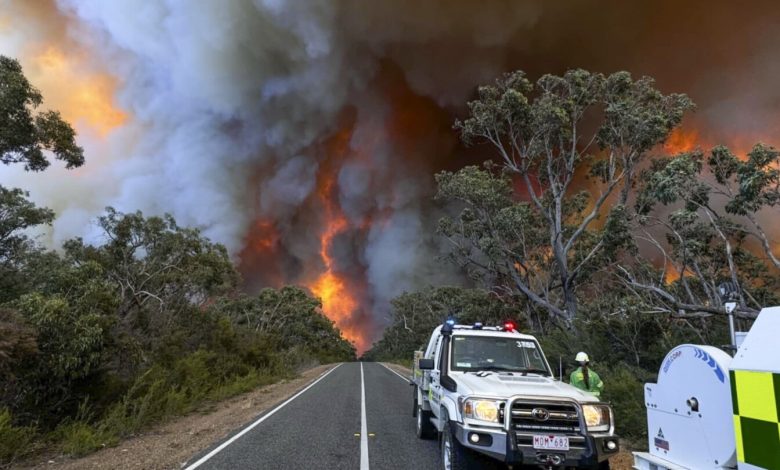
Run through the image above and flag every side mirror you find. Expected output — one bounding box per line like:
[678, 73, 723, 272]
[418, 358, 435, 370]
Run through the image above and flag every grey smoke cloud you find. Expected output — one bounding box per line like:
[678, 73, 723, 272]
[4, 0, 780, 345]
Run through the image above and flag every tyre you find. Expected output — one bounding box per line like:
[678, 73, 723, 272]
[416, 404, 436, 439]
[441, 409, 494, 470]
[441, 422, 471, 470]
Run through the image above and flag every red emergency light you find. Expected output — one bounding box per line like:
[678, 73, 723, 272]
[502, 320, 517, 332]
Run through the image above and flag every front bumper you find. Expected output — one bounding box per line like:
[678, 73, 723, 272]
[452, 422, 619, 467]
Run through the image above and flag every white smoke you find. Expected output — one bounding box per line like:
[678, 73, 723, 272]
[9, 1, 779, 343]
[1, 0, 544, 339]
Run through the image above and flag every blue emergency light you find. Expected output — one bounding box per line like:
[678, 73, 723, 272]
[442, 318, 455, 335]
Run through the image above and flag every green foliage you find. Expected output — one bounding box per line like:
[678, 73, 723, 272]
[16, 293, 110, 381]
[718, 144, 780, 215]
[448, 69, 694, 322]
[600, 364, 651, 443]
[219, 286, 356, 363]
[0, 308, 37, 367]
[0, 186, 54, 262]
[64, 208, 239, 324]
[0, 409, 36, 463]
[0, 186, 55, 302]
[0, 202, 354, 464]
[632, 144, 780, 318]
[55, 420, 115, 457]
[100, 349, 280, 437]
[0, 56, 84, 171]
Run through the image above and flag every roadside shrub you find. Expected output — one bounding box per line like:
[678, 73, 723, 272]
[0, 409, 36, 463]
[601, 363, 652, 444]
[91, 349, 284, 446]
[209, 370, 278, 402]
[54, 421, 116, 457]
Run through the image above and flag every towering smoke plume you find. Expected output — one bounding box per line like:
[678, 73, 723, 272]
[3, 1, 780, 351]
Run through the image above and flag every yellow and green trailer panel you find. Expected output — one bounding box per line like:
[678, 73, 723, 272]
[731, 369, 780, 470]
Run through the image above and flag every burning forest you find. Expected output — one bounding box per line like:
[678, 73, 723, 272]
[6, 2, 780, 467]
[4, 1, 780, 354]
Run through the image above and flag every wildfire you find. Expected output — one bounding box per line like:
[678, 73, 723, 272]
[30, 46, 126, 136]
[307, 127, 367, 352]
[248, 220, 279, 252]
[664, 128, 700, 154]
[237, 219, 285, 290]
[663, 264, 696, 285]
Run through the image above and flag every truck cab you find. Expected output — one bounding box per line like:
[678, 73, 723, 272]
[411, 320, 619, 469]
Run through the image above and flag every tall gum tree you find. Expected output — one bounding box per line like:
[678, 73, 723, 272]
[440, 69, 693, 324]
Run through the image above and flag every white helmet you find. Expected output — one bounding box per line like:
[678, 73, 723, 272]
[575, 352, 590, 363]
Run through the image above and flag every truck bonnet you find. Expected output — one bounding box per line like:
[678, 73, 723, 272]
[453, 371, 602, 403]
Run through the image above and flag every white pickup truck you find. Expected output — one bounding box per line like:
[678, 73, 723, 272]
[411, 320, 619, 469]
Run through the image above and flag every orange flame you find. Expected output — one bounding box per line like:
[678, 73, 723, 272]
[664, 128, 700, 154]
[307, 126, 367, 352]
[663, 264, 696, 285]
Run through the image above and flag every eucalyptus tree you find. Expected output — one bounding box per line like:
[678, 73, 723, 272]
[440, 69, 693, 324]
[624, 145, 780, 320]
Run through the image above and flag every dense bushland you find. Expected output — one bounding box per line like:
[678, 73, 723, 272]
[0, 206, 355, 465]
[0, 58, 353, 465]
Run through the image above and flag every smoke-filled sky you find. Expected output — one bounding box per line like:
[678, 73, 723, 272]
[3, 0, 780, 351]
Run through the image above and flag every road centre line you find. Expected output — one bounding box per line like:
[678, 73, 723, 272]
[381, 362, 410, 383]
[183, 363, 343, 470]
[360, 362, 370, 470]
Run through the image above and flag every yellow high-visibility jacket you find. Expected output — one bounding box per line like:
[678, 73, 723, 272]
[570, 367, 604, 398]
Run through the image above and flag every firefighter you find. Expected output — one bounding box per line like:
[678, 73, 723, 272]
[570, 352, 604, 398]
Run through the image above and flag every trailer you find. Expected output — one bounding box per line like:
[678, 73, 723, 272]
[633, 306, 780, 470]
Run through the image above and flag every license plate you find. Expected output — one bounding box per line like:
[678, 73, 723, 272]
[532, 435, 569, 451]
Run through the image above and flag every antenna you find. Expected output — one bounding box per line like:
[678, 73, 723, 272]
[559, 355, 563, 382]
[718, 281, 739, 354]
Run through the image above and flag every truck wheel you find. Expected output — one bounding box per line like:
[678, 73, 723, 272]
[413, 387, 418, 417]
[440, 411, 483, 470]
[416, 405, 436, 439]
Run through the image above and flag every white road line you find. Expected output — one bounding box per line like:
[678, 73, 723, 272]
[360, 362, 370, 470]
[183, 363, 342, 470]
[380, 362, 410, 383]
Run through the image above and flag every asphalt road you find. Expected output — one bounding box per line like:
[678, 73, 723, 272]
[183, 362, 440, 470]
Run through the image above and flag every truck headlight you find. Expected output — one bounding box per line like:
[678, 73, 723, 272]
[462, 399, 500, 423]
[582, 404, 611, 432]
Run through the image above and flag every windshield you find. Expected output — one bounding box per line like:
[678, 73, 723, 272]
[450, 335, 550, 374]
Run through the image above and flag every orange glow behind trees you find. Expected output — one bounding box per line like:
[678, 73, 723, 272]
[664, 128, 699, 154]
[30, 46, 126, 136]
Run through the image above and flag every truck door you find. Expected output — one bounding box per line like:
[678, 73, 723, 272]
[430, 336, 444, 409]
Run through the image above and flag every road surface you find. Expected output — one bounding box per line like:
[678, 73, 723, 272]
[183, 362, 440, 470]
